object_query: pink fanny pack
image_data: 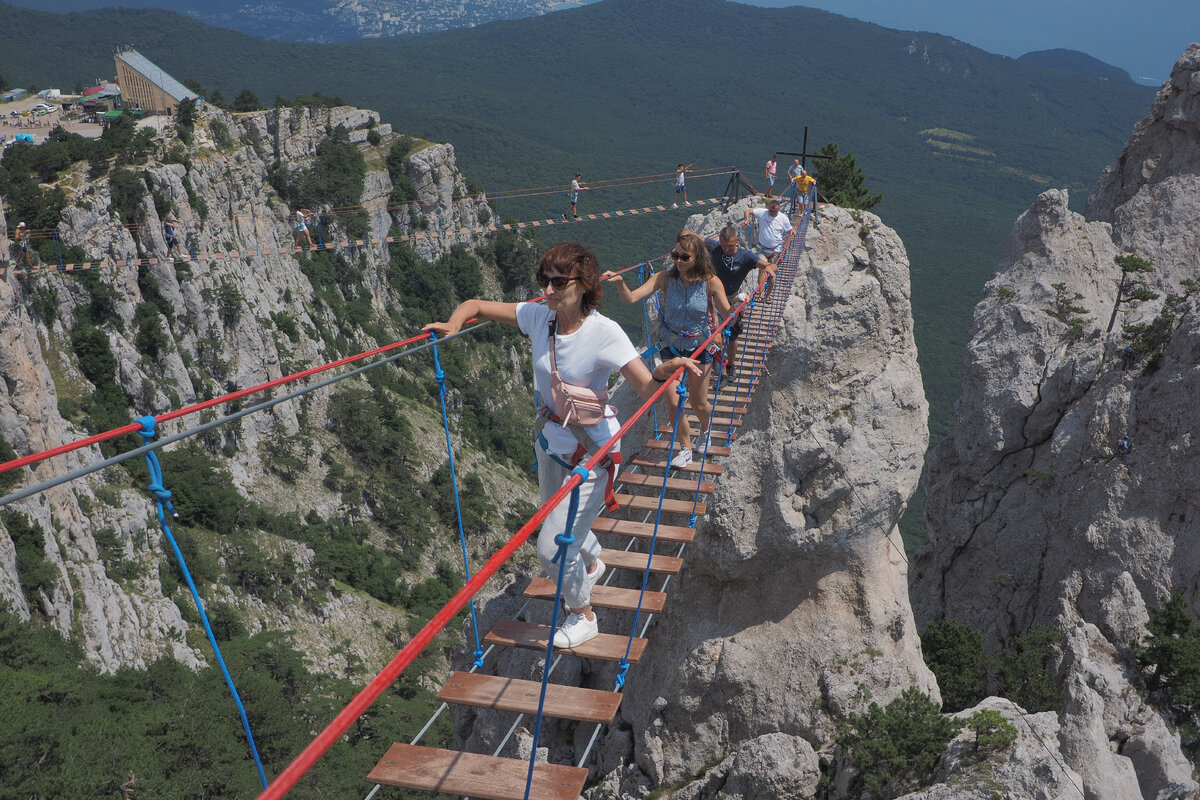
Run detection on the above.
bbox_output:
[548,319,609,427]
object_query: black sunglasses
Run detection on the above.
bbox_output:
[669,250,694,261]
[537,274,581,290]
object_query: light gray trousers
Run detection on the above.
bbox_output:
[534,447,607,610]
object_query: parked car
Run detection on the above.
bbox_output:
[33,103,54,112]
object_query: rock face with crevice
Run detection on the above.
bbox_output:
[563,198,933,798]
[912,44,1200,800]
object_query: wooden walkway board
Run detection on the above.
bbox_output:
[485,619,648,663]
[616,493,706,515]
[601,548,685,575]
[642,439,731,457]
[629,456,724,477]
[712,403,750,415]
[436,670,622,724]
[657,426,735,442]
[686,414,742,427]
[616,472,716,494]
[524,577,666,614]
[591,515,697,543]
[368,743,587,800]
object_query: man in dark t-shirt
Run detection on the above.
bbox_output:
[683,226,776,376]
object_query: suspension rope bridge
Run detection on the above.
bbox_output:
[0,166,740,280]
[0,180,817,800]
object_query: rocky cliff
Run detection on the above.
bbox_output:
[0,102,534,675]
[912,45,1200,800]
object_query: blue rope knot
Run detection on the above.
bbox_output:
[675,380,688,400]
[571,465,590,484]
[472,646,484,669]
[135,414,157,442]
[614,659,630,690]
[551,529,575,564]
[146,480,172,503]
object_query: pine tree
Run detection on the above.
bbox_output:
[811,141,882,210]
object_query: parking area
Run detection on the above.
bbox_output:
[1,96,104,145]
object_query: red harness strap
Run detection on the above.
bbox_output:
[567,443,622,514]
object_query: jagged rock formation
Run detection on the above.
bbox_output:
[897,697,1086,800]
[0,103,522,674]
[912,44,1200,799]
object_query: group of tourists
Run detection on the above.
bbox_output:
[423,192,791,647]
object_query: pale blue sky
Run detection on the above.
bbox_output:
[740,0,1197,84]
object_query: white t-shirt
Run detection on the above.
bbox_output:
[752,208,793,250]
[517,302,639,455]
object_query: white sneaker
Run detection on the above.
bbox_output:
[695,430,711,452]
[670,448,693,469]
[672,203,678,209]
[553,612,598,648]
[585,557,606,593]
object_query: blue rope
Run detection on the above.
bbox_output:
[134,415,268,789]
[614,379,686,689]
[689,316,735,525]
[429,333,485,667]
[524,466,587,800]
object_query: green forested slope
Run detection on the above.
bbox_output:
[0,0,1154,492]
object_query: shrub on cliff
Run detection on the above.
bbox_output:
[921,617,987,712]
[1137,593,1200,756]
[839,687,961,799]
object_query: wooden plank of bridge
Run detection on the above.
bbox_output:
[615,493,706,515]
[590,516,697,543]
[368,742,587,800]
[712,403,749,416]
[686,414,742,428]
[629,456,724,477]
[642,439,731,458]
[436,670,622,724]
[615,472,716,494]
[657,426,735,443]
[524,577,667,614]
[484,619,648,663]
[601,549,684,575]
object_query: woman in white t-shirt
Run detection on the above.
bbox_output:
[423,242,700,649]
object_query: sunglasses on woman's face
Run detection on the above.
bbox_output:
[537,274,581,290]
[670,251,694,261]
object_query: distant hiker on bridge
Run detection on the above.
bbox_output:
[745,198,793,263]
[673,162,693,208]
[604,231,732,469]
[565,174,583,221]
[295,208,315,250]
[764,154,778,198]
[423,242,701,649]
[681,227,774,377]
[163,212,184,262]
[13,222,32,268]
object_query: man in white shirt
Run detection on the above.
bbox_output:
[744,198,793,263]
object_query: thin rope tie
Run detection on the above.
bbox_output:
[430,332,484,667]
[135,415,269,789]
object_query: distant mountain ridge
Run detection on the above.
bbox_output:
[0,0,565,41]
[1018,48,1135,83]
